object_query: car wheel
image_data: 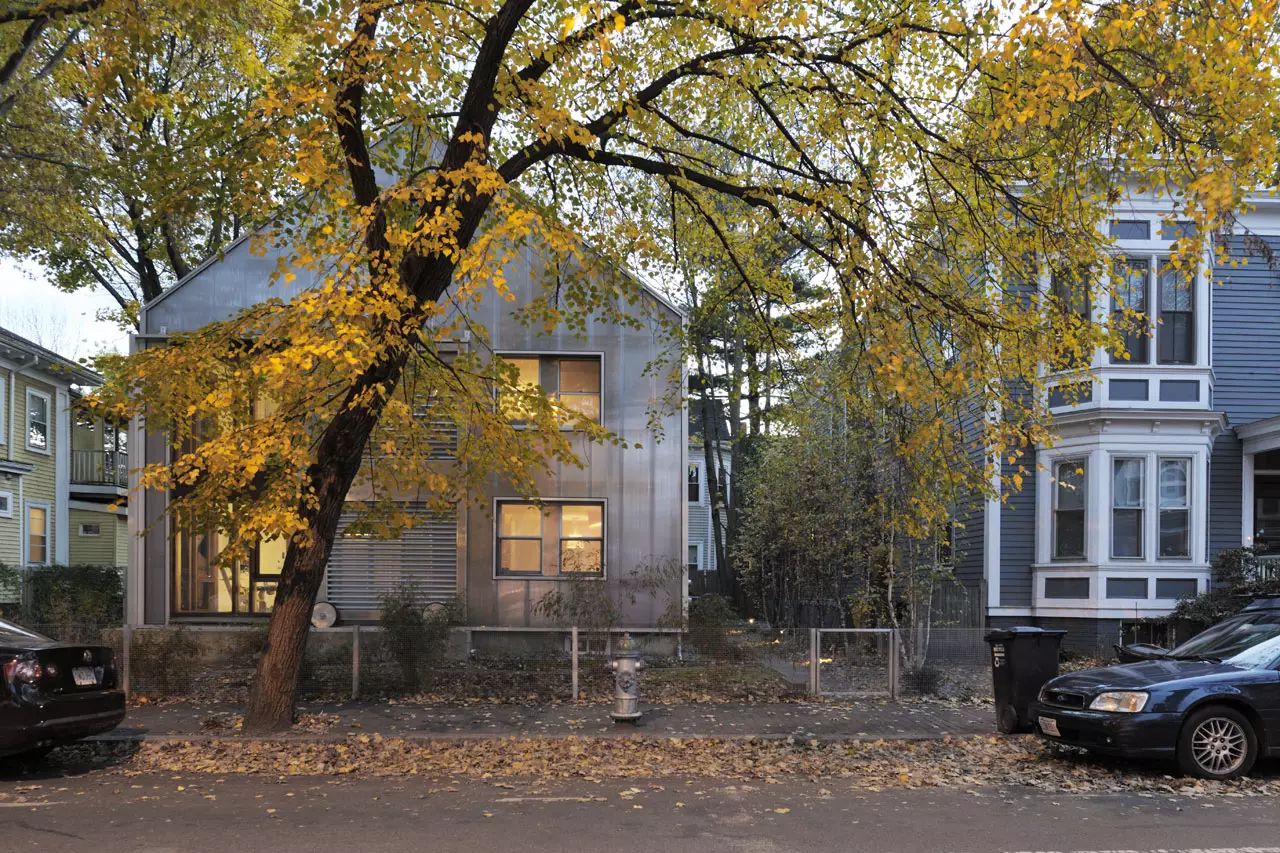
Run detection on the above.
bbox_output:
[1177,705,1258,781]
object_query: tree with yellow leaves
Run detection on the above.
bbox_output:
[48,0,1280,731]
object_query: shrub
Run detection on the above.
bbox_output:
[378,585,464,693]
[687,594,740,661]
[532,578,618,634]
[1166,548,1280,636]
[0,564,124,632]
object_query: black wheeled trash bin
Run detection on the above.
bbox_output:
[985,627,1066,733]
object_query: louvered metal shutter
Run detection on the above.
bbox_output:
[325,505,459,613]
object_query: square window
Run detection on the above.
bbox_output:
[500,356,601,425]
[495,501,604,577]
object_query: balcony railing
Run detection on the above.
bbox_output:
[71,449,128,488]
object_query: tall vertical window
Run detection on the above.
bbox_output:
[27,504,49,565]
[688,463,701,503]
[1111,458,1144,558]
[26,389,50,451]
[688,544,701,574]
[1050,267,1093,370]
[1159,459,1191,558]
[1158,261,1195,364]
[1111,258,1150,364]
[1053,460,1087,560]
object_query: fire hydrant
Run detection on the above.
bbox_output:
[608,633,646,724]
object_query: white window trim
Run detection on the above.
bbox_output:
[25,499,51,566]
[25,388,52,455]
[1051,458,1088,561]
[0,490,11,518]
[1110,456,1146,560]
[1156,456,1194,561]
[688,461,702,505]
[79,522,102,537]
[0,377,6,446]
[491,497,608,581]
[689,541,703,573]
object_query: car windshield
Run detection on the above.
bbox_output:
[0,618,51,644]
[1168,610,1280,667]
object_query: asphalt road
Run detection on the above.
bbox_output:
[2,769,1280,853]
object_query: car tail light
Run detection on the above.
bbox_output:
[3,656,42,685]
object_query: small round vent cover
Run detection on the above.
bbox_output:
[311,602,339,629]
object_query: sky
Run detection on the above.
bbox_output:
[0,258,131,360]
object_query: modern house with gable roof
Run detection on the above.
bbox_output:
[125,230,687,634]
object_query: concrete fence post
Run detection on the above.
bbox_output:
[571,626,579,701]
[122,624,132,699]
[808,628,820,695]
[351,624,361,700]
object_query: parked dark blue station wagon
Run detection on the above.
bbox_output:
[1,618,126,760]
[1032,596,1280,779]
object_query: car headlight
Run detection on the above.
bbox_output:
[1089,691,1149,713]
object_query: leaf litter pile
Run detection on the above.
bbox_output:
[62,735,1280,798]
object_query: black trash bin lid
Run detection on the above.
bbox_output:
[985,626,1068,642]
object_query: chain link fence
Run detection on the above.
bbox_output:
[809,627,992,701]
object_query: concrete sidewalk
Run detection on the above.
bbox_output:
[100,699,996,742]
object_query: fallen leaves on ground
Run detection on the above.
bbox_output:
[59,735,1274,798]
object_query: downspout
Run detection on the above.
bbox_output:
[6,368,13,460]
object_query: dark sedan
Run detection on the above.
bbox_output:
[1032,597,1280,779]
[1,618,126,761]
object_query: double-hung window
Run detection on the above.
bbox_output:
[1159,459,1191,558]
[26,389,50,452]
[496,501,605,577]
[1049,267,1093,371]
[1111,458,1144,558]
[27,503,49,565]
[688,463,701,503]
[1053,460,1087,560]
[1110,258,1150,364]
[1158,261,1195,364]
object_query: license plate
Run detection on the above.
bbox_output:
[72,666,99,687]
[1038,716,1060,737]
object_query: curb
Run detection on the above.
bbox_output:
[89,730,992,746]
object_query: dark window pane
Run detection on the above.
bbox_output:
[1055,462,1086,510]
[1112,509,1143,558]
[1055,510,1086,559]
[1111,220,1151,240]
[1158,313,1195,364]
[1107,578,1149,598]
[1155,578,1198,599]
[1111,258,1149,363]
[1159,379,1200,402]
[1158,220,1198,241]
[1159,509,1190,557]
[1049,382,1093,408]
[1045,577,1090,598]
[688,464,700,503]
[1110,379,1149,401]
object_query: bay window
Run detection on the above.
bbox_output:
[1159,459,1191,558]
[1053,460,1087,560]
[1111,458,1144,558]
